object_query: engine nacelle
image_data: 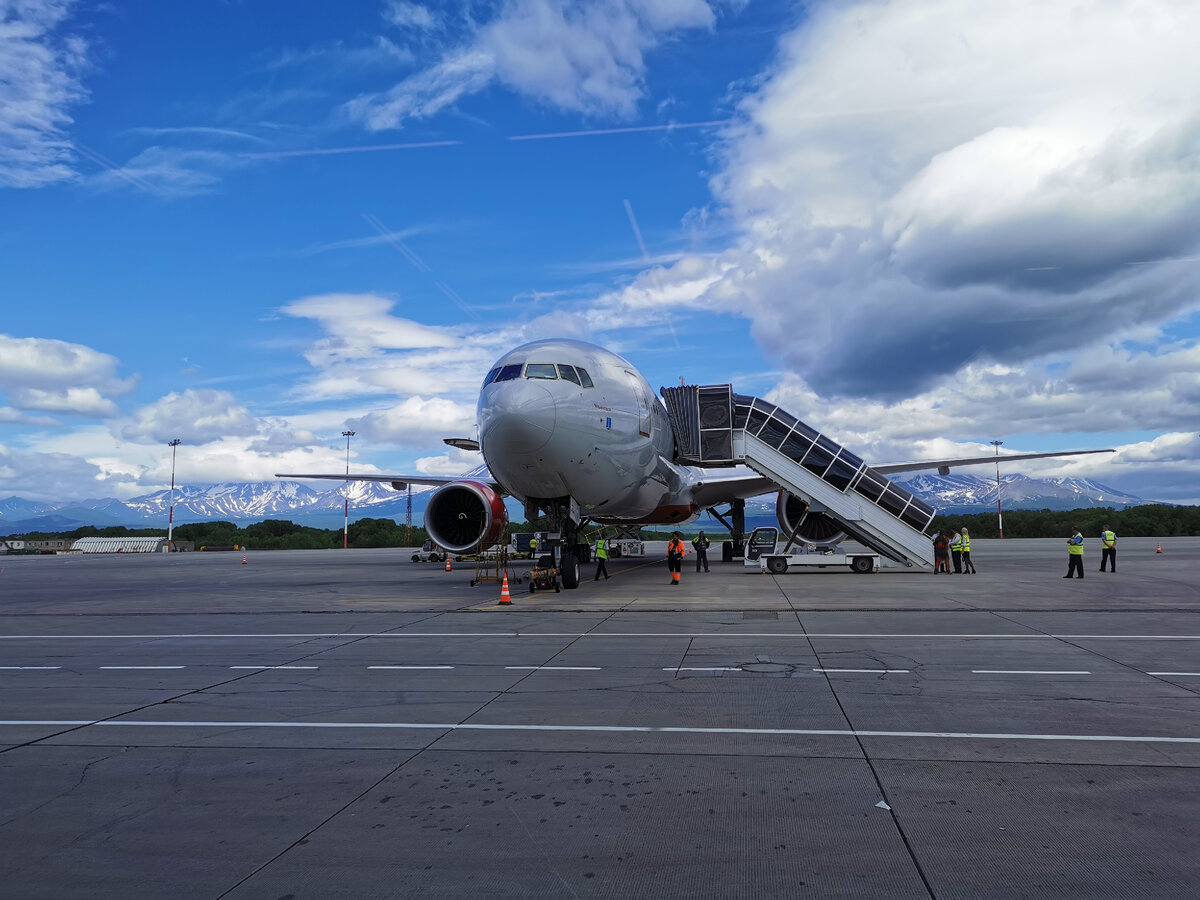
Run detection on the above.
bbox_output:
[775,490,847,546]
[425,481,509,554]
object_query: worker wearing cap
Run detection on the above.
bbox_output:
[692,531,710,573]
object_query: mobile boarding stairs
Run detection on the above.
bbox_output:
[660,385,935,570]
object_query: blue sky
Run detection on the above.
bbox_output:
[3,0,1199,504]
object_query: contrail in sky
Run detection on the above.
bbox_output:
[242,140,462,159]
[361,213,477,319]
[508,120,732,141]
[70,142,159,195]
[623,199,650,260]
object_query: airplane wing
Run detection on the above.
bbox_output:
[276,462,503,493]
[872,449,1114,475]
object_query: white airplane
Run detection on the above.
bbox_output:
[279,339,1111,588]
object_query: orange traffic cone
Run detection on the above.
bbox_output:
[499,572,513,605]
[242,553,247,565]
[1156,542,1162,554]
[445,556,452,572]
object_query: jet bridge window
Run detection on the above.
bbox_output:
[823,450,863,492]
[901,496,936,532]
[799,441,835,478]
[525,363,558,379]
[758,412,796,450]
[576,367,594,388]
[557,364,581,385]
[744,402,775,437]
[493,364,523,382]
[852,468,887,503]
[877,484,913,518]
[780,420,818,462]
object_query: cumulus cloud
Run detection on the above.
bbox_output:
[119,389,259,444]
[592,0,1200,399]
[0,0,89,188]
[0,333,133,418]
[347,0,720,129]
[346,395,477,448]
[8,387,118,417]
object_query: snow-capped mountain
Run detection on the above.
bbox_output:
[0,473,1154,536]
[890,472,1144,511]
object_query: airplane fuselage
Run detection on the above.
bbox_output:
[478,340,694,523]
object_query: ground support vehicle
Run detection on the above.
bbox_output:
[411,539,447,563]
[606,538,645,558]
[528,555,560,593]
[742,526,880,575]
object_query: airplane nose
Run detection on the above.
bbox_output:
[480,383,556,455]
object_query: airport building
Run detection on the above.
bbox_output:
[68,537,195,553]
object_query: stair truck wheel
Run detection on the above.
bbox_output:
[851,556,873,574]
[766,556,788,575]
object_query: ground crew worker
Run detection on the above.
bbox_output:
[931,530,951,573]
[594,535,609,581]
[692,531,710,572]
[1064,526,1085,579]
[960,527,977,574]
[949,529,963,573]
[528,536,538,559]
[1099,524,1117,573]
[667,532,687,585]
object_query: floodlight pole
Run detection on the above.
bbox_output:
[167,439,182,551]
[990,440,1004,538]
[342,431,356,549]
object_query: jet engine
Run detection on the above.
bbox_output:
[425,481,509,554]
[775,491,847,546]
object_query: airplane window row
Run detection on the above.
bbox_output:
[483,363,594,388]
[732,395,936,533]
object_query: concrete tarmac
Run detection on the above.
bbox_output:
[1,537,1197,898]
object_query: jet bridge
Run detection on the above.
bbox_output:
[661,385,935,568]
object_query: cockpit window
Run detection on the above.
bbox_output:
[493,364,523,382]
[482,366,501,387]
[557,364,581,385]
[575,367,594,388]
[525,363,558,379]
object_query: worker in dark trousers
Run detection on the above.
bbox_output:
[692,531,710,572]
[931,530,951,573]
[593,535,609,580]
[960,527,977,574]
[1064,527,1085,578]
[949,529,963,573]
[1099,525,1117,573]
[667,532,687,585]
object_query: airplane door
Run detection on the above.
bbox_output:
[625,371,651,436]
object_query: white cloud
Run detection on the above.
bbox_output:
[8,387,118,417]
[119,390,259,444]
[0,0,89,188]
[346,395,477,448]
[347,0,720,129]
[282,293,457,364]
[384,1,439,30]
[604,0,1200,399]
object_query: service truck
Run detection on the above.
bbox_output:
[742,526,880,575]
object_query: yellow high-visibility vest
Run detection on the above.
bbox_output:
[1068,533,1084,555]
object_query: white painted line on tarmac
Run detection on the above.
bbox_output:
[229,665,318,670]
[814,668,910,673]
[2,718,1198,745]
[1148,672,1200,677]
[6,632,1200,640]
[666,667,743,672]
[972,670,1091,675]
[369,665,455,670]
[505,666,602,671]
[99,666,185,670]
[0,666,60,670]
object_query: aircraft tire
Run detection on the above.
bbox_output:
[560,553,580,589]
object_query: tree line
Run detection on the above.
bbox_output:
[930,504,1200,539]
[8,505,1197,549]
